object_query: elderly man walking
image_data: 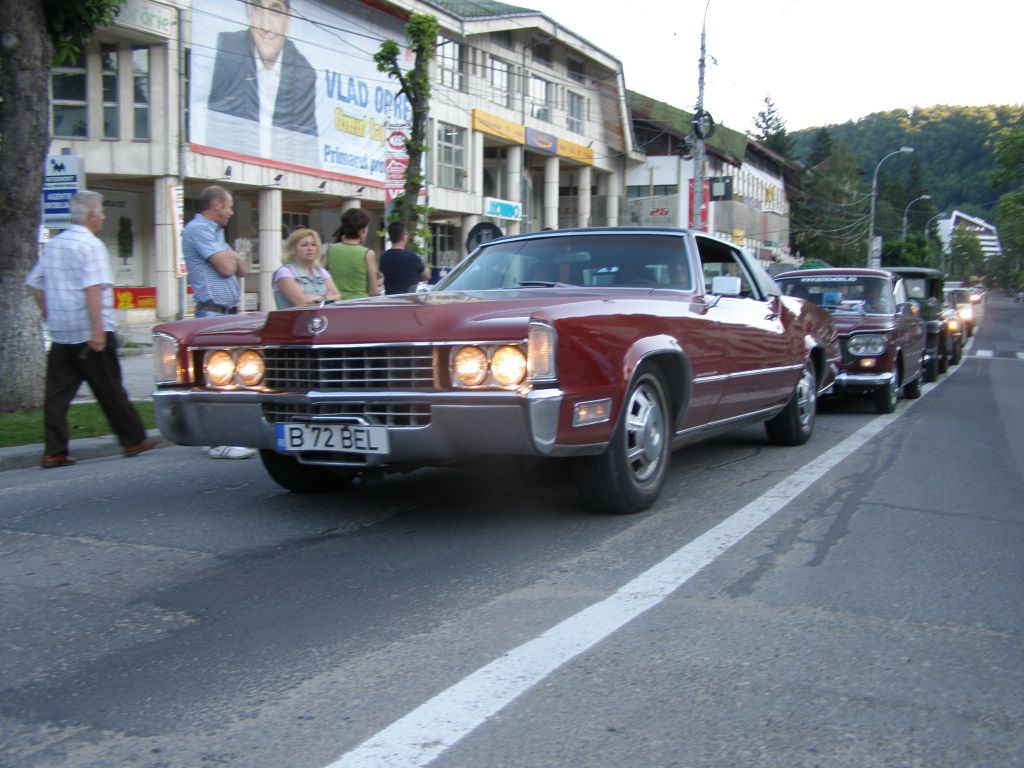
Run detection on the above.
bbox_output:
[25,190,160,469]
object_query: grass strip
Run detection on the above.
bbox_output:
[0,401,156,448]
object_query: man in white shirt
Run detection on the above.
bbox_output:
[26,191,160,468]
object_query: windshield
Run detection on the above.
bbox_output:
[435,233,693,292]
[777,275,895,314]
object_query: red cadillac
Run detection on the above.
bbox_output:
[152,228,838,513]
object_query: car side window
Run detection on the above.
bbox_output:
[696,236,762,300]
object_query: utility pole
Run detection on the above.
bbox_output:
[691,1,711,230]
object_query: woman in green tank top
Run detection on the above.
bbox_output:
[328,207,380,299]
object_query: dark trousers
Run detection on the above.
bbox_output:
[44,331,147,455]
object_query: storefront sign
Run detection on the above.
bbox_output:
[113,0,176,38]
[525,128,556,155]
[42,154,84,229]
[557,138,593,165]
[483,197,522,220]
[472,110,525,144]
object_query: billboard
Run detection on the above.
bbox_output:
[189,0,412,183]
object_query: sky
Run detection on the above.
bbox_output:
[522,0,1023,134]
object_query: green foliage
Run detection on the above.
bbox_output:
[791,106,1024,219]
[375,13,438,230]
[751,95,793,158]
[790,141,867,266]
[948,228,985,281]
[45,0,122,64]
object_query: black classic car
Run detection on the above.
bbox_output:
[887,266,964,379]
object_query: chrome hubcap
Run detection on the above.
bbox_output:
[624,381,665,482]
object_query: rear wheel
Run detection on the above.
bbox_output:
[765,361,817,446]
[259,449,355,493]
[924,354,939,382]
[937,334,950,374]
[950,338,962,365]
[573,366,671,514]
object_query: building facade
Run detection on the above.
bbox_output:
[44,0,790,323]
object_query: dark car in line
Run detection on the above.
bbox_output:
[887,266,964,379]
[152,227,838,514]
[774,268,925,414]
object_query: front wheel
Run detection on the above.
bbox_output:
[573,366,671,514]
[903,369,922,399]
[765,361,817,446]
[874,370,899,414]
[259,449,355,493]
[950,338,962,365]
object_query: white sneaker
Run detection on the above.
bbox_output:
[208,446,256,459]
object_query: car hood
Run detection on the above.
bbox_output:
[154,289,673,346]
[828,313,896,335]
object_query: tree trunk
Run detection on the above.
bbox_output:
[0,0,52,410]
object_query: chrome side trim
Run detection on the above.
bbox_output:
[693,362,803,385]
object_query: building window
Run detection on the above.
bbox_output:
[529,76,551,121]
[132,47,150,140]
[437,122,465,190]
[437,37,465,91]
[282,211,310,238]
[567,91,585,134]
[52,52,87,138]
[489,57,511,108]
[431,223,458,268]
[531,42,551,67]
[567,57,585,84]
[627,184,678,198]
[490,30,514,51]
[101,45,119,139]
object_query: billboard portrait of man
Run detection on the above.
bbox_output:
[206,0,319,167]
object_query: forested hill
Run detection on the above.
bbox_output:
[790,105,1024,219]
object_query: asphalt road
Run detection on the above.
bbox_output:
[1,297,1021,768]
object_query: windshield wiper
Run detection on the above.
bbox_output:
[518,280,574,288]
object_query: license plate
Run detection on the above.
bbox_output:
[275,423,390,454]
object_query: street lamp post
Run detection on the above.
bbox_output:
[901,194,931,242]
[867,146,914,266]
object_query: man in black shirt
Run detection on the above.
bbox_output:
[380,222,430,295]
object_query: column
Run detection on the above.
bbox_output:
[257,188,282,312]
[153,176,179,320]
[506,145,523,236]
[472,130,485,198]
[543,155,559,230]
[606,169,620,226]
[577,165,592,228]
[340,198,362,212]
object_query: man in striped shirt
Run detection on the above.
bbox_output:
[26,191,159,469]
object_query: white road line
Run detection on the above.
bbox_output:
[1017,352,1024,361]
[323,379,944,768]
[975,349,994,357]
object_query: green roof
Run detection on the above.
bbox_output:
[627,90,747,163]
[422,0,539,18]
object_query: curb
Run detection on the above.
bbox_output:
[0,429,171,473]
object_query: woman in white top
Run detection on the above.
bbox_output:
[273,228,341,309]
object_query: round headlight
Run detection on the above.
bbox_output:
[454,346,488,387]
[848,334,886,356]
[958,306,973,321]
[205,350,236,387]
[490,345,527,387]
[235,350,265,387]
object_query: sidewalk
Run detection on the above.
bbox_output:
[1,322,170,472]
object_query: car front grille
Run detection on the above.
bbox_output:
[262,346,437,391]
[262,402,431,428]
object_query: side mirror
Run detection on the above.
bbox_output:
[710,275,742,296]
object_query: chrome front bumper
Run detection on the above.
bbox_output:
[153,386,600,466]
[832,370,896,391]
